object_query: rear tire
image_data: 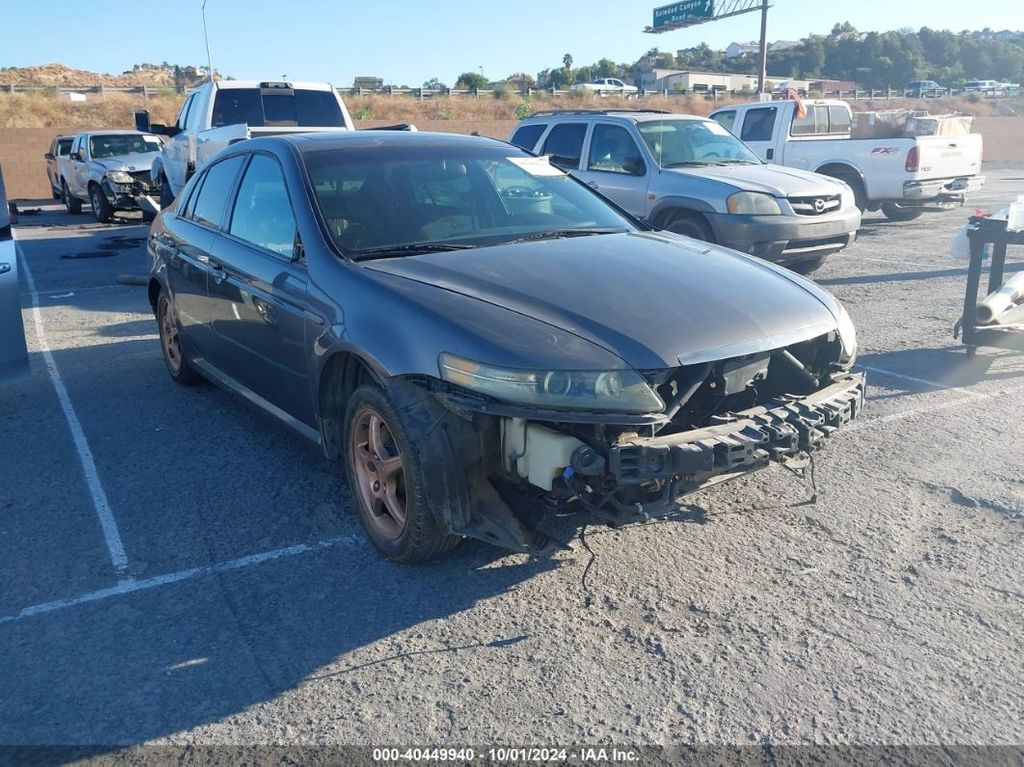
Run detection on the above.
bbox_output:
[665,212,714,242]
[62,181,82,215]
[820,169,867,212]
[343,383,461,563]
[881,203,923,222]
[157,291,201,385]
[90,184,114,224]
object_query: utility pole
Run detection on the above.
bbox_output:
[202,0,214,83]
[757,0,768,94]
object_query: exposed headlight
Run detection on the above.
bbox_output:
[726,191,782,215]
[439,353,665,413]
[105,171,133,184]
[836,302,857,365]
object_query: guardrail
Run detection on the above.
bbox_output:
[0,83,1017,101]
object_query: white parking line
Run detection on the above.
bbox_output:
[858,364,983,398]
[18,240,130,576]
[0,535,362,624]
[844,383,1024,433]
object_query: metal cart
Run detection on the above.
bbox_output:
[956,216,1024,357]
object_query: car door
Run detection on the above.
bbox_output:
[0,166,29,384]
[205,152,312,425]
[69,135,90,198]
[574,122,651,217]
[163,93,196,195]
[736,105,779,162]
[160,154,247,359]
[539,122,587,173]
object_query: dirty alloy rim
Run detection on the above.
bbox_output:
[350,406,408,540]
[160,299,182,374]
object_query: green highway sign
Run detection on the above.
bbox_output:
[652,0,714,29]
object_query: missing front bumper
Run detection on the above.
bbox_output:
[607,374,865,489]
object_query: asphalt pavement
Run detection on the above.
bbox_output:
[1,171,1022,753]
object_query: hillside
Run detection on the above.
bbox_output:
[0,62,214,89]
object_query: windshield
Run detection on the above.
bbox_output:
[304,145,634,257]
[212,87,345,128]
[89,134,161,159]
[637,119,761,167]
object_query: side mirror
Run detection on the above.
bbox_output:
[133,108,152,134]
[44,152,54,160]
[150,123,180,138]
[70,151,82,161]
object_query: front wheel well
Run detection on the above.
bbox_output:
[652,206,710,230]
[317,352,380,458]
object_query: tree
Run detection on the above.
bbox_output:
[562,53,574,71]
[422,77,447,90]
[454,72,488,90]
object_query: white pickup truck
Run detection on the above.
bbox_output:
[136,80,355,208]
[570,78,639,96]
[709,99,985,221]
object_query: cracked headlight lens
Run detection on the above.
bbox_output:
[105,171,133,184]
[836,302,857,365]
[439,353,664,413]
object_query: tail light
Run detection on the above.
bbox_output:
[905,146,920,173]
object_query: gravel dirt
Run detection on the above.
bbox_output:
[1,169,1022,754]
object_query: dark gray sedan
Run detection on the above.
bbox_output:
[147,131,864,562]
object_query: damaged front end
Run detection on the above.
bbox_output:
[432,327,864,550]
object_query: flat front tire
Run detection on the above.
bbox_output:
[343,384,460,562]
[157,291,200,385]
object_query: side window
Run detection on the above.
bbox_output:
[712,111,737,134]
[228,155,297,258]
[57,138,73,156]
[176,94,194,129]
[185,95,206,132]
[740,107,777,142]
[510,124,546,151]
[188,155,246,229]
[541,123,587,170]
[828,106,851,134]
[587,123,645,175]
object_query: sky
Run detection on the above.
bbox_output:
[1,1,1015,86]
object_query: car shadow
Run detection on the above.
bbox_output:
[0,339,563,748]
[859,346,1024,394]
[819,261,1023,287]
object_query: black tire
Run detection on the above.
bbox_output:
[881,203,924,222]
[665,213,714,242]
[156,291,201,385]
[159,176,174,209]
[89,184,114,224]
[342,383,461,563]
[142,209,156,224]
[822,170,867,212]
[789,255,827,275]
[52,188,61,200]
[62,180,82,215]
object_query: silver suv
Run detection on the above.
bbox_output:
[510,110,862,273]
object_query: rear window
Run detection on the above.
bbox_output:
[510,124,546,151]
[541,123,587,170]
[790,105,852,136]
[211,87,345,128]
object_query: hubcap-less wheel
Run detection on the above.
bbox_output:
[350,406,408,540]
[159,298,182,374]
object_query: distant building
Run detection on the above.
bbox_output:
[725,41,760,59]
[993,29,1021,40]
[769,40,801,52]
[353,76,384,89]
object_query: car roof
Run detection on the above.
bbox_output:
[519,111,708,124]
[76,130,151,137]
[249,130,516,155]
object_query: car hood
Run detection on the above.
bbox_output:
[92,152,160,172]
[668,163,844,197]
[363,231,841,370]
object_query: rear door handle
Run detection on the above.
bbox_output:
[208,260,227,283]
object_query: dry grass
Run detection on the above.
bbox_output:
[1,90,1018,130]
[0,92,181,129]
